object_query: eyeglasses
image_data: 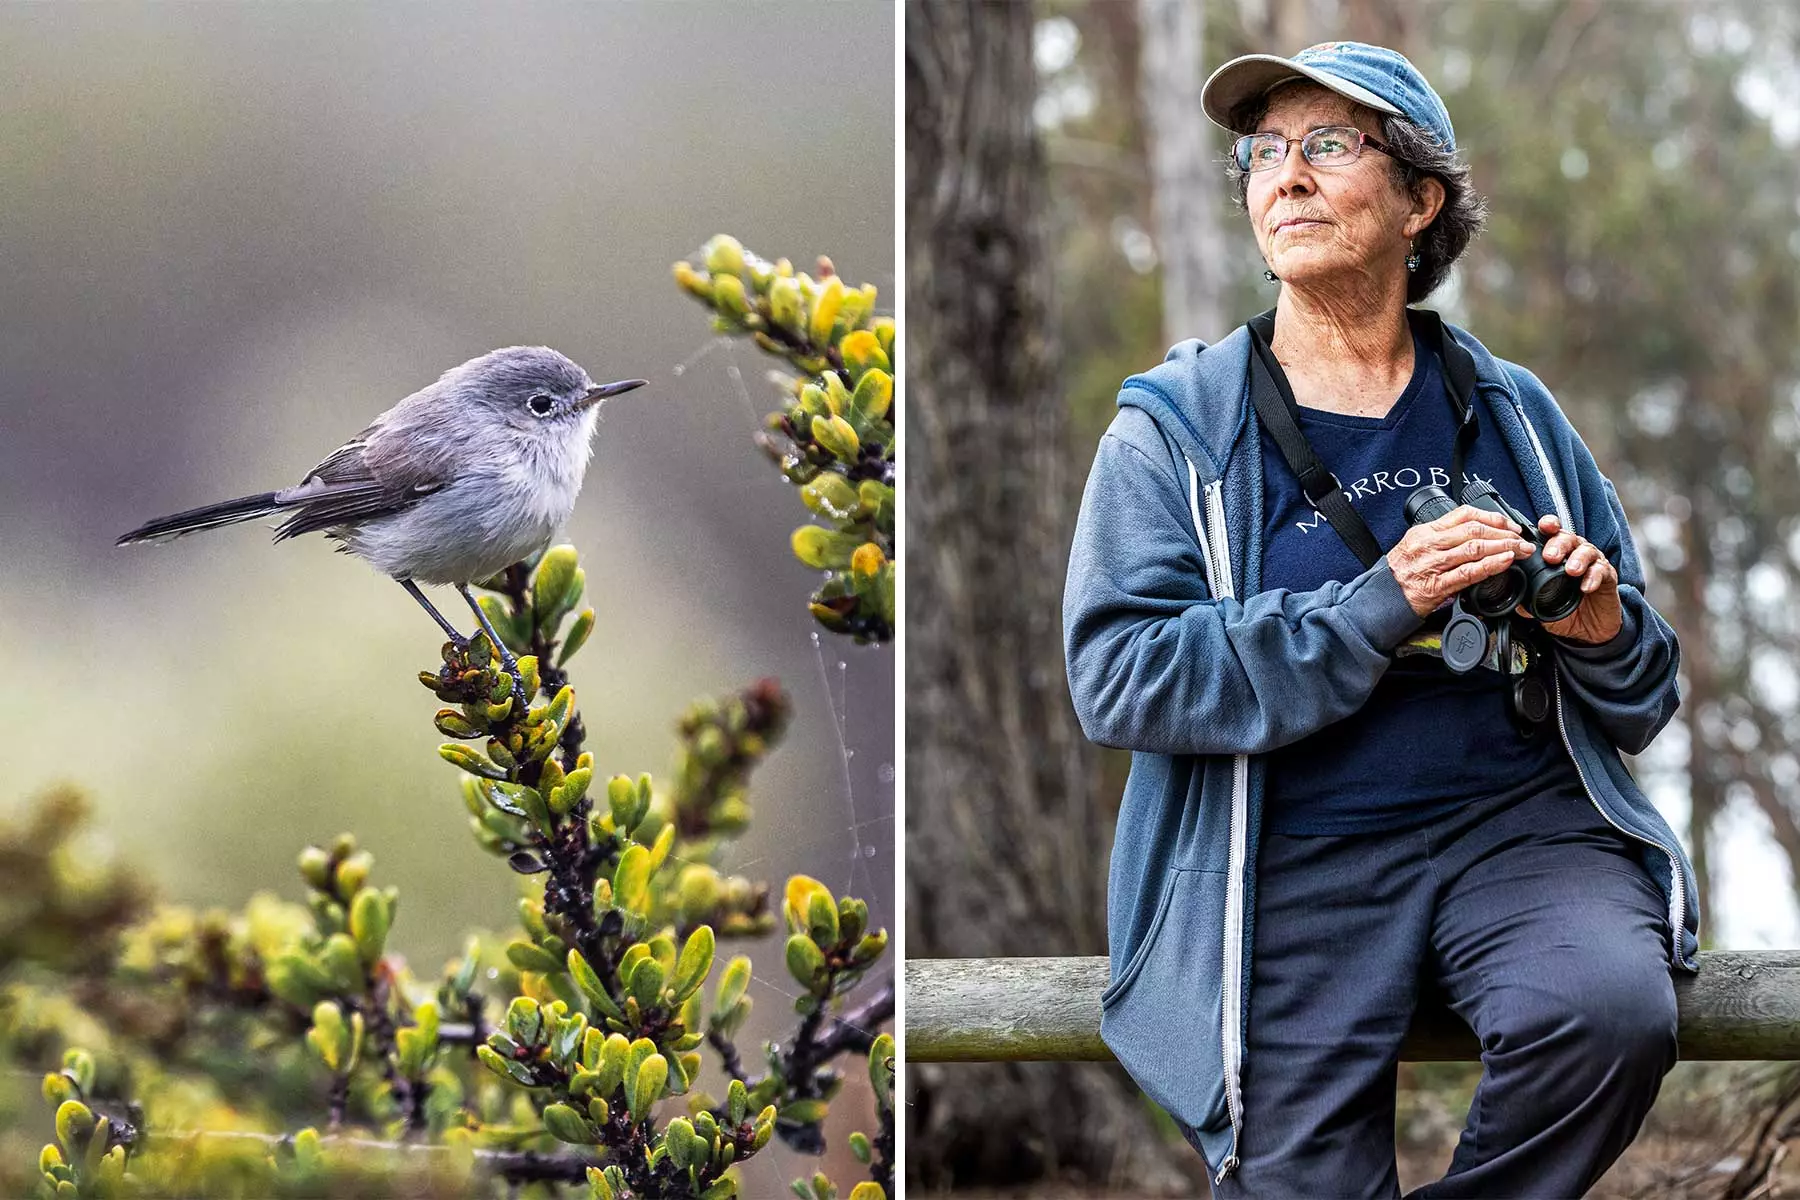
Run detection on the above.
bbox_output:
[1232,125,1396,173]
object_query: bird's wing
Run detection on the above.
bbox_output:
[270,425,447,541]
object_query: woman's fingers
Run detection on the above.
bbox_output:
[1422,518,1524,553]
[1581,556,1618,594]
[1562,542,1602,576]
[1430,504,1520,536]
[1541,529,1583,564]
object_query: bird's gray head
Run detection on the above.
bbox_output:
[443,346,647,433]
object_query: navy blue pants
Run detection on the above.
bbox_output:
[1213,769,1678,1198]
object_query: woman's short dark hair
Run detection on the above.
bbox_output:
[1225,89,1487,303]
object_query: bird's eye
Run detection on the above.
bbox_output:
[528,394,556,417]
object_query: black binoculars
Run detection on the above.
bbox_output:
[1403,481,1584,626]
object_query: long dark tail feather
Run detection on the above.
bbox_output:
[116,492,286,545]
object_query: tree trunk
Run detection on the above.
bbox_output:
[904,1,1198,1190]
[1137,0,1225,345]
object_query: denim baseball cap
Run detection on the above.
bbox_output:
[1202,41,1455,153]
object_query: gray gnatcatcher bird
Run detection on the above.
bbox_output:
[117,346,646,675]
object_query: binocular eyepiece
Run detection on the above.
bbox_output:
[1404,482,1583,625]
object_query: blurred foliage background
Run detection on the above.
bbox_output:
[0,2,893,1194]
[908,0,1800,1193]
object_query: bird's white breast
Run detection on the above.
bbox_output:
[344,412,597,584]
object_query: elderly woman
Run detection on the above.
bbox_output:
[1063,43,1696,1197]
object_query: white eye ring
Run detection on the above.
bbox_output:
[528,393,556,417]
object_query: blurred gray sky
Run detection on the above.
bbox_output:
[0,2,894,1161]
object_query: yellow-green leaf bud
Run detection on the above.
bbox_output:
[629,956,666,1011]
[542,1102,595,1145]
[810,413,860,462]
[558,608,596,665]
[596,1033,631,1098]
[784,934,826,989]
[801,473,861,521]
[717,955,751,1012]
[349,887,391,966]
[298,845,333,890]
[439,743,509,780]
[670,925,715,1001]
[321,933,364,991]
[335,850,373,897]
[839,329,890,380]
[781,1098,829,1125]
[567,949,624,1021]
[791,526,861,571]
[506,941,563,974]
[848,1184,886,1200]
[629,1053,668,1123]
[504,996,544,1046]
[613,843,652,914]
[809,276,845,346]
[702,235,745,278]
[849,368,893,427]
[673,260,714,303]
[869,1033,894,1106]
[769,276,804,334]
[852,930,890,964]
[806,890,840,947]
[713,273,749,320]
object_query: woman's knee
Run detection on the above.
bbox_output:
[1497,951,1678,1077]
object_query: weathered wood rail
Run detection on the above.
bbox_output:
[906,952,1800,1061]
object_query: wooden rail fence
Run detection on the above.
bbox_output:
[906,952,1800,1061]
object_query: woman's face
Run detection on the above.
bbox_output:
[1245,83,1442,295]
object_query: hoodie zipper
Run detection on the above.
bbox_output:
[1187,465,1245,1182]
[1511,398,1688,962]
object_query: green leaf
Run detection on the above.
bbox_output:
[504,996,544,1046]
[506,941,563,974]
[628,1053,668,1123]
[568,949,625,1022]
[542,1102,596,1145]
[791,526,863,570]
[629,957,666,1011]
[557,608,596,665]
[810,413,861,462]
[613,843,652,914]
[800,473,861,521]
[839,329,890,380]
[806,890,840,947]
[349,888,391,966]
[439,743,509,780]
[868,1033,894,1108]
[321,933,364,991]
[784,934,826,990]
[670,926,715,1001]
[847,368,893,432]
[716,955,752,1012]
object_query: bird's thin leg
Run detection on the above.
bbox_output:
[458,585,530,709]
[400,578,467,646]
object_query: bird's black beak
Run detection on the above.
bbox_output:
[578,378,648,410]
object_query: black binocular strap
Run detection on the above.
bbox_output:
[1245,308,1481,571]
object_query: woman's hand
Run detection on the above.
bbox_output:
[1386,504,1536,618]
[1531,515,1623,645]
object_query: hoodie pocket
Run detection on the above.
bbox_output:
[1100,866,1231,1135]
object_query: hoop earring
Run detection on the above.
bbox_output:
[1262,269,1278,282]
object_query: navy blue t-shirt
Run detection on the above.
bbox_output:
[1257,332,1570,835]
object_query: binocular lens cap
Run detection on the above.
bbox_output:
[1442,609,1488,674]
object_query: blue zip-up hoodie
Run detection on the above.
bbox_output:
[1062,315,1698,1182]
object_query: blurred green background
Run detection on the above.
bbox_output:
[0,0,893,1168]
